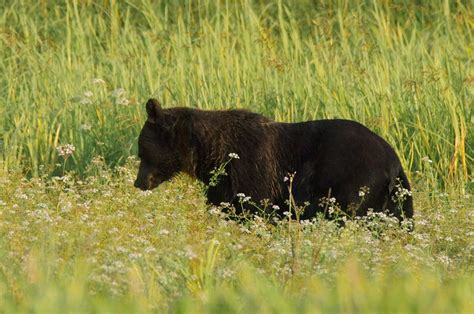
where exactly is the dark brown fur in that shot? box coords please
[135,99,413,221]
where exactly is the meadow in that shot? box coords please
[0,0,473,312]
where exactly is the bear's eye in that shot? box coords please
[138,143,160,163]
[138,136,153,160]
[138,145,150,161]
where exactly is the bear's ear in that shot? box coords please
[146,98,162,123]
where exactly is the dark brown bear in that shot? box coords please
[134,99,413,221]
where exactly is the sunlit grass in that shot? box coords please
[0,161,472,312]
[0,0,472,184]
[0,0,473,312]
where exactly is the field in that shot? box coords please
[0,0,473,312]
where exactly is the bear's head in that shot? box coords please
[134,98,186,191]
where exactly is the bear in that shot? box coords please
[134,98,413,222]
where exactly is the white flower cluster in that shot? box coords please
[83,91,93,98]
[184,246,197,260]
[159,229,170,235]
[209,206,222,215]
[92,78,106,84]
[391,183,412,203]
[139,190,153,197]
[421,156,433,163]
[228,153,240,159]
[56,144,75,158]
[111,88,129,105]
[318,196,339,215]
[80,124,92,131]
[236,193,251,202]
[328,197,337,214]
[111,87,126,98]
[358,186,370,198]
[79,90,94,105]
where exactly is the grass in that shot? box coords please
[0,0,473,312]
[0,164,472,312]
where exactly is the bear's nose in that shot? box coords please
[134,180,145,190]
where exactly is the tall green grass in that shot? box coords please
[0,0,472,186]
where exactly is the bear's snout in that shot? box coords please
[134,179,147,191]
[134,174,161,191]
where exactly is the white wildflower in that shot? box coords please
[111,88,130,105]
[79,97,92,105]
[300,219,313,227]
[111,88,126,98]
[184,247,197,260]
[80,124,92,131]
[228,153,240,159]
[272,205,280,210]
[437,255,451,266]
[421,156,433,163]
[239,226,251,233]
[139,190,153,197]
[416,219,428,226]
[221,268,235,279]
[144,246,156,254]
[56,144,75,159]
[209,207,221,215]
[60,201,72,214]
[115,97,130,106]
[391,182,412,203]
[159,229,170,235]
[15,192,28,200]
[236,193,246,198]
[116,246,128,253]
[129,253,142,260]
[233,243,243,250]
[359,191,366,197]
[328,206,334,214]
[92,78,106,84]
